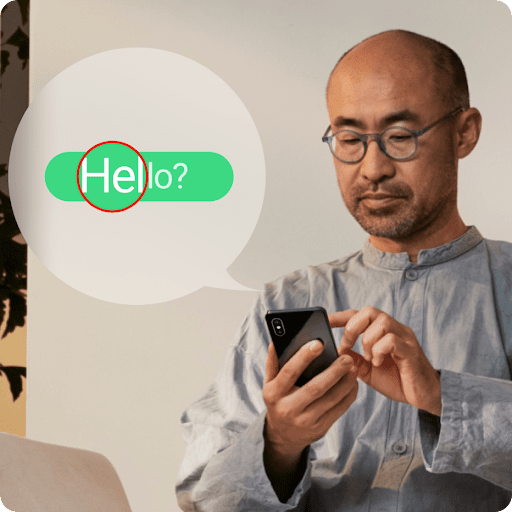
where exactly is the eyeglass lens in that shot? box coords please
[333,127,417,162]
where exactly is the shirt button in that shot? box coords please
[405,269,418,281]
[393,441,407,454]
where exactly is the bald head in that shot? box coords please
[327,30,469,112]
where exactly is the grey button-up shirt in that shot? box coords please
[177,227,512,511]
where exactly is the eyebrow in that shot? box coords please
[331,110,421,131]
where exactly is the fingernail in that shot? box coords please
[339,356,351,366]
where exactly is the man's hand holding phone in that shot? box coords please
[262,310,358,502]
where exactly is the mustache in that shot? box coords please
[354,181,413,199]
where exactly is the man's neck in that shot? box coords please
[368,215,468,263]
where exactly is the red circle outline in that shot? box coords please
[76,141,149,213]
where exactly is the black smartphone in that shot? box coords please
[265,307,338,387]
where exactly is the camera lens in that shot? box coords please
[271,318,285,336]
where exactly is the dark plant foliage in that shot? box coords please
[0,192,27,335]
[1,50,9,75]
[0,191,27,397]
[0,0,29,402]
[6,28,28,69]
[0,364,26,401]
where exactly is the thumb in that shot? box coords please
[338,348,371,383]
[264,342,279,384]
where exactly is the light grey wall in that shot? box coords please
[28,1,512,511]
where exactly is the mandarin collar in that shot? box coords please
[362,226,483,270]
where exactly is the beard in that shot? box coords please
[341,179,456,240]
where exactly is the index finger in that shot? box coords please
[328,309,359,328]
[339,306,382,351]
[264,342,279,385]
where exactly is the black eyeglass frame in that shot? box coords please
[322,107,465,164]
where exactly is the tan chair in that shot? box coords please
[0,433,132,512]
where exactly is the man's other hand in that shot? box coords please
[331,307,441,417]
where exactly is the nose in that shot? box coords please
[359,137,396,183]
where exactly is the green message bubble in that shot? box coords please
[45,148,234,209]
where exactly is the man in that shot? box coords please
[176,30,512,511]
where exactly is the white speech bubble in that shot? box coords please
[9,48,265,304]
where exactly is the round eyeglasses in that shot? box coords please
[322,107,464,163]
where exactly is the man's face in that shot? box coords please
[326,41,459,240]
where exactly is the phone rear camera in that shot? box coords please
[271,318,285,336]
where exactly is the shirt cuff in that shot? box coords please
[192,410,312,510]
[418,369,463,472]
[242,411,312,510]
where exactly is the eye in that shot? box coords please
[385,128,414,144]
[389,134,413,142]
[336,133,362,145]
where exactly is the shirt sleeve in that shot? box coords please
[418,369,512,491]
[175,297,314,511]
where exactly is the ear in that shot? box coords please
[456,107,482,159]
